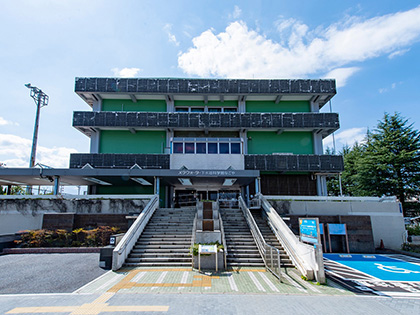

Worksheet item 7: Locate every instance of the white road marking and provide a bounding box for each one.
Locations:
[248,272,266,292]
[132,272,146,283]
[281,272,306,292]
[258,272,279,292]
[181,272,189,284]
[227,273,238,291]
[156,271,168,283]
[72,270,113,293]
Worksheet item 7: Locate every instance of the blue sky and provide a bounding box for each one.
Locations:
[1,0,420,169]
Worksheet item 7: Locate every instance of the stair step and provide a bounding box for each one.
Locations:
[124,262,191,267]
[131,248,190,253]
[129,253,190,258]
[126,257,191,262]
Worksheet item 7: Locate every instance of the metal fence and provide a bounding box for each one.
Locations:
[238,196,281,280]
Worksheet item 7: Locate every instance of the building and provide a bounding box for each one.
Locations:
[71,77,343,206]
[0,77,405,256]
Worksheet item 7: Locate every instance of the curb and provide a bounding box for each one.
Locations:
[2,247,102,254]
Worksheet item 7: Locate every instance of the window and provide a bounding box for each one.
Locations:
[191,107,204,112]
[175,108,188,112]
[208,108,222,112]
[208,143,218,154]
[172,138,243,155]
[196,143,206,154]
[185,142,195,154]
[173,143,183,153]
[231,143,241,154]
[224,108,237,112]
[219,143,229,154]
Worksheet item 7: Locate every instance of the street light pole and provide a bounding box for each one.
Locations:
[25,83,49,194]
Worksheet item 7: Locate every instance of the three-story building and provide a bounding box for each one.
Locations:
[71,78,343,206]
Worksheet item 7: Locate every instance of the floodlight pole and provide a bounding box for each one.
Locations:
[25,83,49,194]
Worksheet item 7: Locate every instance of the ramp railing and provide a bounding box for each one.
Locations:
[257,194,325,283]
[238,196,281,280]
[190,212,198,269]
[219,212,228,269]
[112,194,159,270]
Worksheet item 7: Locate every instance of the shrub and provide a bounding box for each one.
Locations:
[14,226,121,248]
[407,225,420,236]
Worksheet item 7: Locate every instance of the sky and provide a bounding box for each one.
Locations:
[1,0,420,173]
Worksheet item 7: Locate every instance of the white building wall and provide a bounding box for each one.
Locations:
[170,154,244,170]
[266,196,405,250]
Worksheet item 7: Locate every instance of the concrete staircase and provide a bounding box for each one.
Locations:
[124,207,196,267]
[220,208,265,267]
[251,209,294,268]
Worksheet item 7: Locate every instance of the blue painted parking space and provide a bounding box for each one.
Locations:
[323,253,420,297]
[324,254,420,282]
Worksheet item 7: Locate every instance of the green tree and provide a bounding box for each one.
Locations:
[327,144,365,196]
[358,113,420,207]
[326,112,420,210]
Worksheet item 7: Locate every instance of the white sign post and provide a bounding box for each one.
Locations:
[198,244,218,272]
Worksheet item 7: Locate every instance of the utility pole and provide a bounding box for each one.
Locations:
[25,83,49,194]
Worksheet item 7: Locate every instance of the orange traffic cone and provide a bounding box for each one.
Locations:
[379,239,385,250]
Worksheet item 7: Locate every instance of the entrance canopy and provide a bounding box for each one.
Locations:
[0,168,259,188]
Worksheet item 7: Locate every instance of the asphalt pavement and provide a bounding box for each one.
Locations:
[0,253,107,294]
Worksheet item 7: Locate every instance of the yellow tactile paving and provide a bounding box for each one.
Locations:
[6,292,169,314]
[109,270,220,291]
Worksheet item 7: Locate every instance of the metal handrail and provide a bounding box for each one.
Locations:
[219,212,228,269]
[238,196,281,280]
[112,195,159,270]
[190,212,198,268]
[258,194,319,281]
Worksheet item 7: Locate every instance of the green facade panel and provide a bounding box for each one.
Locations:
[245,100,310,113]
[247,131,313,154]
[99,130,166,154]
[174,100,237,107]
[102,99,166,112]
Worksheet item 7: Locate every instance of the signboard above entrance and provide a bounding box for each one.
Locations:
[177,170,237,177]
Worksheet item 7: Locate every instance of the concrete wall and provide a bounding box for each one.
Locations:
[0,195,152,234]
[0,211,44,234]
[267,196,405,251]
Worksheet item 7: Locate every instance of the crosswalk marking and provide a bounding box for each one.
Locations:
[281,272,306,292]
[156,271,168,283]
[132,272,146,283]
[227,273,239,291]
[248,272,266,292]
[258,272,279,292]
[181,272,189,284]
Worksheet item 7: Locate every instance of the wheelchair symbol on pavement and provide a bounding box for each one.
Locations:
[374,263,420,274]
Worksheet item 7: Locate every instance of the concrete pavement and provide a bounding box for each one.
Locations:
[0,253,107,294]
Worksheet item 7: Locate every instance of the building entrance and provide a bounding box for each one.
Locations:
[173,189,239,208]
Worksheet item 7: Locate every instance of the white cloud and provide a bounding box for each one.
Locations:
[0,133,77,168]
[378,82,398,93]
[178,6,420,86]
[388,48,410,59]
[111,67,141,78]
[164,24,180,46]
[229,5,242,19]
[323,127,366,151]
[0,117,19,126]
[323,67,360,88]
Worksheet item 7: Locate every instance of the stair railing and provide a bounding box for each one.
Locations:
[238,196,281,280]
[112,194,159,270]
[190,212,197,269]
[258,194,325,283]
[219,212,228,269]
